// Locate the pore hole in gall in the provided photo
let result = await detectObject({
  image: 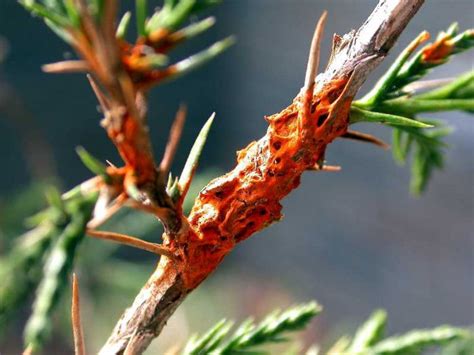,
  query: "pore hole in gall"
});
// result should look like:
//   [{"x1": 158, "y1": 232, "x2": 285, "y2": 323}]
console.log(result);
[
  {"x1": 273, "y1": 141, "x2": 282, "y2": 150},
  {"x1": 317, "y1": 113, "x2": 329, "y2": 127},
  {"x1": 274, "y1": 157, "x2": 281, "y2": 164},
  {"x1": 200, "y1": 225, "x2": 220, "y2": 238},
  {"x1": 214, "y1": 190, "x2": 225, "y2": 199},
  {"x1": 327, "y1": 88, "x2": 340, "y2": 103}
]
